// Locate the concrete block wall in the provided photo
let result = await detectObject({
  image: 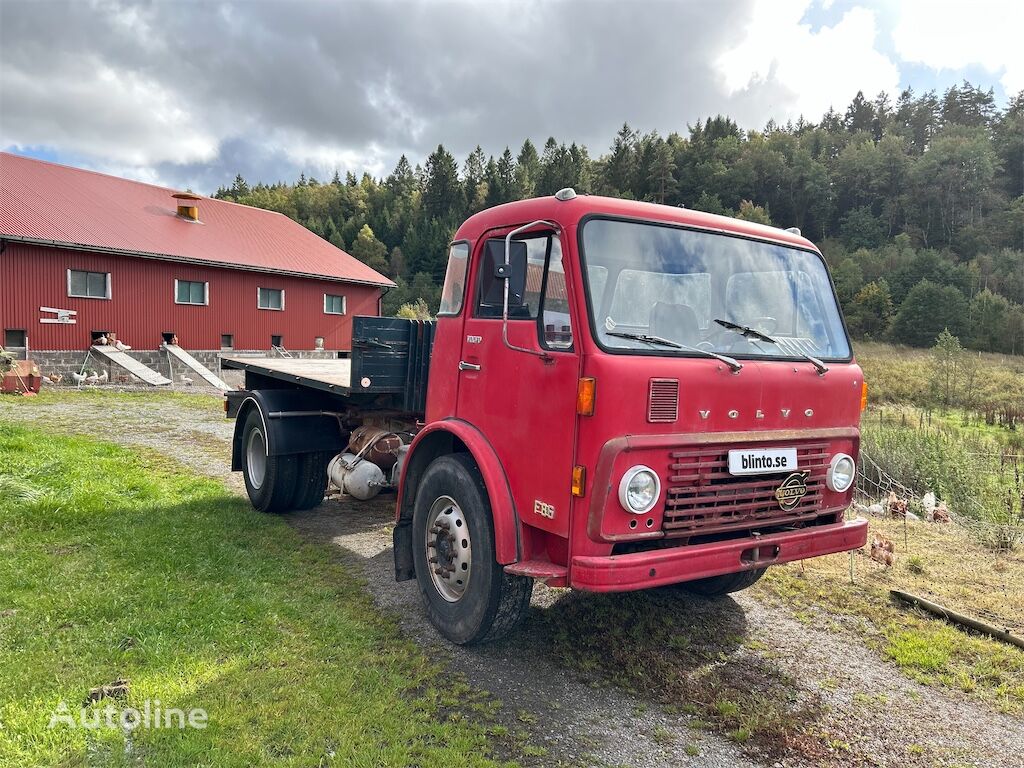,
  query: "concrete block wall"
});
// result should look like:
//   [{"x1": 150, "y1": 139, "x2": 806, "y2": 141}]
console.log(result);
[{"x1": 28, "y1": 348, "x2": 340, "y2": 388}]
